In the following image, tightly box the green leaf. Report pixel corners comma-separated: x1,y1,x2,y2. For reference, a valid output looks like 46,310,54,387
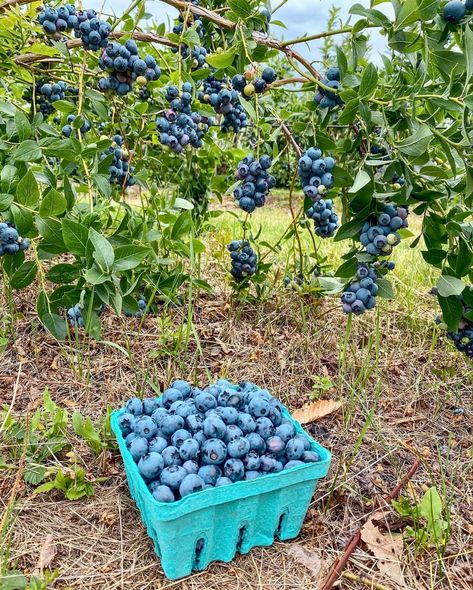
93,174,112,199
112,245,150,271
62,218,89,256
1,165,19,193
416,0,440,20
206,49,236,69
84,266,110,285
395,0,420,28
12,140,42,162
438,295,463,332
39,188,67,217
16,169,40,208
0,193,13,210
41,312,68,340
359,64,378,98
46,263,80,284
437,275,465,297
11,204,33,235
377,277,395,299
396,123,433,156
465,25,473,86
228,0,252,18
349,169,371,193
338,99,359,125
89,228,114,272
10,261,37,289
334,217,366,241
14,109,32,142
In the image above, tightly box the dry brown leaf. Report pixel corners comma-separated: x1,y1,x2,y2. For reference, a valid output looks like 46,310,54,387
286,543,323,579
361,512,405,586
292,399,342,424
34,534,57,574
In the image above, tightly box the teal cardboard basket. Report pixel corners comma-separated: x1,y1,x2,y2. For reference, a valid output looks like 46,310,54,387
111,406,331,580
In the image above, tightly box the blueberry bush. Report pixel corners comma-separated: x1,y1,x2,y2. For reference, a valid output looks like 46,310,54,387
0,0,471,358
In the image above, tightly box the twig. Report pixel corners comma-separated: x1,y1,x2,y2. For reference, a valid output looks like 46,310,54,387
342,570,394,590
280,122,302,157
320,456,422,590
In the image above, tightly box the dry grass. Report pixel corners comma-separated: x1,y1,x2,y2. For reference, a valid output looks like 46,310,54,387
1,196,472,590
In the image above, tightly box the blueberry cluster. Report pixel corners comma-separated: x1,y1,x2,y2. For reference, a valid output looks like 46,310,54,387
125,295,150,318
39,6,111,50
233,154,274,213
38,4,78,36
446,323,473,357
118,379,321,503
306,198,339,238
227,240,258,282
298,148,338,238
314,67,343,109
67,302,106,327
0,222,30,256
359,204,409,257
172,0,204,39
370,144,388,156
443,0,473,23
157,83,212,153
198,75,248,134
341,264,378,315
231,67,277,99
391,174,406,189
98,40,161,96
61,114,91,137
99,134,135,187
36,81,73,115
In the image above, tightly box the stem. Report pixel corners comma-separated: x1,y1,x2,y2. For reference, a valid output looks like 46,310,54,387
282,24,378,47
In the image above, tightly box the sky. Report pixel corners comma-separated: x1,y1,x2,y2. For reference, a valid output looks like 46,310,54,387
93,0,392,64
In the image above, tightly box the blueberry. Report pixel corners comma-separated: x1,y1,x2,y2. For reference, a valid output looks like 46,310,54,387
161,414,185,437
134,416,158,440
126,398,143,416
223,424,244,444
161,445,182,466
171,379,192,397
179,473,205,497
215,406,239,425
138,452,164,480
244,470,260,480
195,392,217,413
171,429,192,448
248,396,271,418
284,460,304,469
285,437,305,460
246,432,266,454
152,485,175,503
275,422,295,443
198,464,222,485
255,417,275,439
227,437,251,459
203,415,227,439
193,431,207,446
179,438,200,461
143,398,159,415
237,412,256,433
242,450,261,471
149,436,168,454
260,455,277,472
180,460,198,474
443,0,467,22
302,450,321,463
162,387,183,408
160,465,187,490
125,432,137,445
118,412,135,436
266,436,285,456
128,437,149,462
216,476,233,486
223,458,245,482
151,407,168,427
201,438,227,465
186,413,204,433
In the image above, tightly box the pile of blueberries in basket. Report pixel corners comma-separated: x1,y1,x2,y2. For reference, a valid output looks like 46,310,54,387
117,380,321,503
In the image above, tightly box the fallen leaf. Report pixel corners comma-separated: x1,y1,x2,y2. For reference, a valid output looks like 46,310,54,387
360,512,405,586
286,543,323,578
214,338,230,354
292,400,342,424
34,534,56,574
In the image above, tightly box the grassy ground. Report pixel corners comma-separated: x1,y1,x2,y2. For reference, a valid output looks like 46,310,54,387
1,191,472,590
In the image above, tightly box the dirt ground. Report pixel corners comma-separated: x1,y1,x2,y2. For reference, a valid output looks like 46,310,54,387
1,226,472,590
